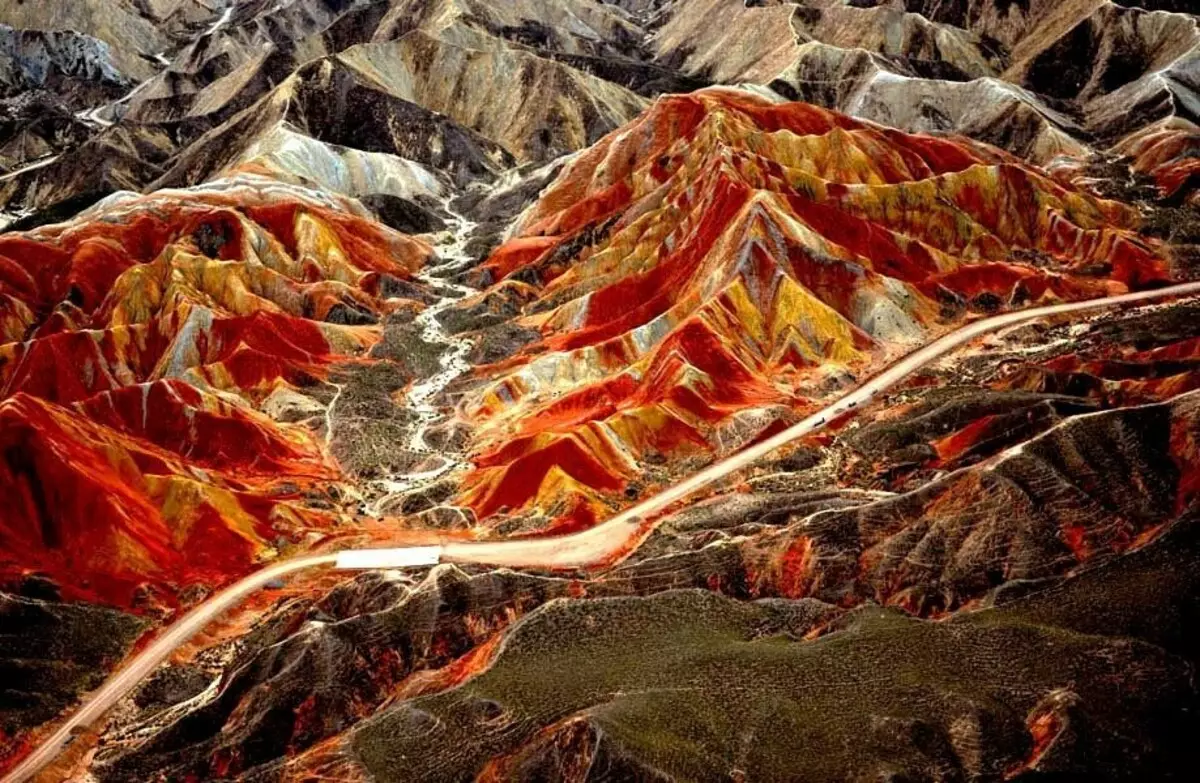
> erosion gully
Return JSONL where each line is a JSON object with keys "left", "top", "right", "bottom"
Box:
{"left": 367, "top": 196, "right": 480, "bottom": 514}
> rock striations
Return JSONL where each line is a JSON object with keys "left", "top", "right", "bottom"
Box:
{"left": 2, "top": 2, "right": 1200, "bottom": 782}
{"left": 454, "top": 88, "right": 1169, "bottom": 531}
{"left": 0, "top": 178, "right": 430, "bottom": 607}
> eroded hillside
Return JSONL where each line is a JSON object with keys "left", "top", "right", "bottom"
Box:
{"left": 3, "top": 2, "right": 1200, "bottom": 782}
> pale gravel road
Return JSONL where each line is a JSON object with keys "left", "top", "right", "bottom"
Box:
{"left": 9, "top": 279, "right": 1200, "bottom": 783}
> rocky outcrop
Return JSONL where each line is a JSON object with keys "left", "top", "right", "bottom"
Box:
{"left": 768, "top": 42, "right": 1089, "bottom": 164}
{"left": 0, "top": 25, "right": 132, "bottom": 108}
{"left": 655, "top": 0, "right": 1200, "bottom": 161}
{"left": 453, "top": 87, "right": 1167, "bottom": 530}
{"left": 0, "top": 0, "right": 168, "bottom": 81}
{"left": 0, "top": 0, "right": 655, "bottom": 219}
{"left": 0, "top": 592, "right": 145, "bottom": 746}
{"left": 0, "top": 179, "right": 432, "bottom": 606}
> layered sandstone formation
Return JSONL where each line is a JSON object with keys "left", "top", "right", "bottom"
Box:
{"left": 3, "top": 2, "right": 1200, "bottom": 782}
{"left": 658, "top": 0, "right": 1200, "bottom": 161}
{"left": 452, "top": 88, "right": 1168, "bottom": 532}
{"left": 0, "top": 178, "right": 431, "bottom": 606}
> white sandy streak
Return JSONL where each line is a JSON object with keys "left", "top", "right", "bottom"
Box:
{"left": 369, "top": 198, "right": 479, "bottom": 511}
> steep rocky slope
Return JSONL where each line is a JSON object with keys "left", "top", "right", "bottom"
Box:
{"left": 0, "top": 177, "right": 432, "bottom": 607}
{"left": 658, "top": 0, "right": 1200, "bottom": 159}
{"left": 85, "top": 254, "right": 1200, "bottom": 783}
{"left": 0, "top": 0, "right": 660, "bottom": 226}
{"left": 0, "top": 1, "right": 170, "bottom": 82}
{"left": 5, "top": 0, "right": 1196, "bottom": 225}
{"left": 450, "top": 87, "right": 1168, "bottom": 532}
{"left": 2, "top": 1, "right": 1200, "bottom": 782}
{"left": 0, "top": 25, "right": 132, "bottom": 108}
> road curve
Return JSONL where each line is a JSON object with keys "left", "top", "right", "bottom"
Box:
{"left": 2, "top": 553, "right": 337, "bottom": 783}
{"left": 8, "top": 280, "right": 1200, "bottom": 783}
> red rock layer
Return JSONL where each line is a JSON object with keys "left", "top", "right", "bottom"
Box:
{"left": 458, "top": 88, "right": 1170, "bottom": 527}
{"left": 875, "top": 322, "right": 1200, "bottom": 473}
{"left": 1119, "top": 122, "right": 1200, "bottom": 207}
{"left": 1005, "top": 335, "right": 1200, "bottom": 409}
{"left": 750, "top": 389, "right": 1200, "bottom": 616}
{"left": 0, "top": 181, "right": 432, "bottom": 606}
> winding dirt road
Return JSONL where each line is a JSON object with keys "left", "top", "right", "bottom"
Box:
{"left": 8, "top": 280, "right": 1200, "bottom": 783}
{"left": 3, "top": 553, "right": 338, "bottom": 783}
